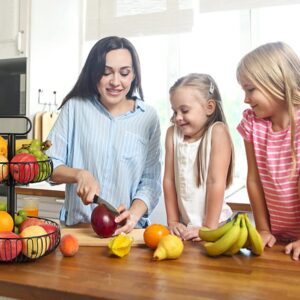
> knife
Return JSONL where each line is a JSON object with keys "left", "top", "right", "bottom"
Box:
{"left": 93, "top": 195, "right": 120, "bottom": 215}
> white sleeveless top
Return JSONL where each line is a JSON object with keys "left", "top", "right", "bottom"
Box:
{"left": 173, "top": 123, "right": 232, "bottom": 227}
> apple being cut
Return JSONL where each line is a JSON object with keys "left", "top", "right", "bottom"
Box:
{"left": 0, "top": 232, "right": 22, "bottom": 261}
{"left": 91, "top": 203, "right": 118, "bottom": 238}
{"left": 10, "top": 153, "right": 39, "bottom": 184}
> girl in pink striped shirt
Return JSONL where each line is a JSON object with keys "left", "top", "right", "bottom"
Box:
{"left": 237, "top": 42, "right": 300, "bottom": 260}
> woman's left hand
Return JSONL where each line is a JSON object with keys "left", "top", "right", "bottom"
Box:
{"left": 285, "top": 239, "right": 300, "bottom": 261}
{"left": 113, "top": 204, "right": 139, "bottom": 235}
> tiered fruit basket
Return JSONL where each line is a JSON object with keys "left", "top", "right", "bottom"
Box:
{"left": 0, "top": 116, "right": 60, "bottom": 263}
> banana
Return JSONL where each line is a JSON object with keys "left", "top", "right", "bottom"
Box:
{"left": 244, "top": 214, "right": 264, "bottom": 255}
{"left": 225, "top": 214, "right": 248, "bottom": 255}
{"left": 204, "top": 214, "right": 242, "bottom": 256}
{"left": 199, "top": 217, "right": 236, "bottom": 242}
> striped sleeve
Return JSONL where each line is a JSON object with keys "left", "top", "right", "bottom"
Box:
{"left": 237, "top": 109, "right": 254, "bottom": 142}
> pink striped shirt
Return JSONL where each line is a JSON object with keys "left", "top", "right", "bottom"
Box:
{"left": 237, "top": 109, "right": 300, "bottom": 240}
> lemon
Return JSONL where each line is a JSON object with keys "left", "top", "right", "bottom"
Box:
{"left": 108, "top": 233, "right": 134, "bottom": 258}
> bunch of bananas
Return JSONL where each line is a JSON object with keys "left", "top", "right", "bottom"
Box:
{"left": 199, "top": 213, "right": 264, "bottom": 257}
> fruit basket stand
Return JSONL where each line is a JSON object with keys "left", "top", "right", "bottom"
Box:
{"left": 0, "top": 116, "right": 60, "bottom": 263}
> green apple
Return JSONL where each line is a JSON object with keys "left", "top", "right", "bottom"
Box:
{"left": 0, "top": 201, "right": 7, "bottom": 211}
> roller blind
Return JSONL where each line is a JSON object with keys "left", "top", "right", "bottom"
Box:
{"left": 199, "top": 0, "right": 300, "bottom": 12}
{"left": 85, "top": 0, "right": 194, "bottom": 41}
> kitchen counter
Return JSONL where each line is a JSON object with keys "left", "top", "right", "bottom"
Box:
{"left": 0, "top": 230, "right": 299, "bottom": 300}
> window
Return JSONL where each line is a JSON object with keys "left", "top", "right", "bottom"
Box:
{"left": 83, "top": 1, "right": 300, "bottom": 184}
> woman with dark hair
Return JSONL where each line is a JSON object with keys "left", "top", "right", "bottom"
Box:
{"left": 47, "top": 36, "right": 162, "bottom": 233}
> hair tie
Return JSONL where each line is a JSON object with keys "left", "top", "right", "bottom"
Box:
{"left": 209, "top": 81, "right": 214, "bottom": 94}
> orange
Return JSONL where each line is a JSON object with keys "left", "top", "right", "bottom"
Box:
{"left": 143, "top": 224, "right": 170, "bottom": 249}
{"left": 0, "top": 211, "right": 14, "bottom": 233}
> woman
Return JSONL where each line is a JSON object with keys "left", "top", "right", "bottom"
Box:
{"left": 47, "top": 36, "right": 162, "bottom": 234}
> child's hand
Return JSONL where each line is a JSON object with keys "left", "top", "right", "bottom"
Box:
{"left": 259, "top": 230, "right": 276, "bottom": 248}
{"left": 168, "top": 222, "right": 187, "bottom": 238}
{"left": 285, "top": 240, "right": 300, "bottom": 261}
{"left": 181, "top": 226, "right": 201, "bottom": 241}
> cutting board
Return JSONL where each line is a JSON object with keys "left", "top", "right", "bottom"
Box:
{"left": 41, "top": 112, "right": 59, "bottom": 141}
{"left": 33, "top": 111, "right": 44, "bottom": 140}
{"left": 60, "top": 227, "right": 145, "bottom": 247}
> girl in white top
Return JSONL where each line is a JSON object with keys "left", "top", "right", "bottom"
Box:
{"left": 163, "top": 73, "right": 234, "bottom": 241}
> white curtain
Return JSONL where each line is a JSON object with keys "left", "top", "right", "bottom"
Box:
{"left": 85, "top": 0, "right": 194, "bottom": 41}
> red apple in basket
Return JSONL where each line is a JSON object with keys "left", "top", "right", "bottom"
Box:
{"left": 91, "top": 203, "right": 118, "bottom": 238}
{"left": 40, "top": 224, "right": 58, "bottom": 249}
{"left": 19, "top": 217, "right": 45, "bottom": 233}
{"left": 0, "top": 232, "right": 22, "bottom": 261}
{"left": 10, "top": 153, "right": 39, "bottom": 183}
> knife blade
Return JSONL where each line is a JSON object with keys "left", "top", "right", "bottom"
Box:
{"left": 93, "top": 195, "right": 120, "bottom": 215}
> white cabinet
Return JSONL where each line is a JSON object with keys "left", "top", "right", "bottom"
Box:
{"left": 0, "top": 0, "right": 30, "bottom": 59}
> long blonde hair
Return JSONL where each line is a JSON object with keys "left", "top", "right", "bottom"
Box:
{"left": 169, "top": 73, "right": 234, "bottom": 187}
{"left": 237, "top": 42, "right": 300, "bottom": 174}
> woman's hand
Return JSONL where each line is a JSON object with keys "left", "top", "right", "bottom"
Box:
{"left": 259, "top": 230, "right": 276, "bottom": 248}
{"left": 75, "top": 170, "right": 100, "bottom": 204}
{"left": 114, "top": 204, "right": 139, "bottom": 235}
{"left": 181, "top": 226, "right": 201, "bottom": 241}
{"left": 168, "top": 221, "right": 187, "bottom": 238}
{"left": 285, "top": 239, "right": 300, "bottom": 261}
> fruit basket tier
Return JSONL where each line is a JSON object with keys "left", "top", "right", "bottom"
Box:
{"left": 10, "top": 159, "right": 53, "bottom": 184}
{"left": 0, "top": 217, "right": 60, "bottom": 263}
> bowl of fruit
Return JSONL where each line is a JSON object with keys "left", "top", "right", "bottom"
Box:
{"left": 0, "top": 210, "right": 60, "bottom": 263}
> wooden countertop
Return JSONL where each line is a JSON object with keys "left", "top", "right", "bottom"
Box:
{"left": 0, "top": 234, "right": 299, "bottom": 300}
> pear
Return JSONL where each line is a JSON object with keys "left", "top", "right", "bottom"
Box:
{"left": 153, "top": 235, "right": 184, "bottom": 261}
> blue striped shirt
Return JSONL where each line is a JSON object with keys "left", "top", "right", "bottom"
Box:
{"left": 46, "top": 96, "right": 162, "bottom": 226}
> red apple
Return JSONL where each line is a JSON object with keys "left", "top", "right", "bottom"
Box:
{"left": 0, "top": 232, "right": 22, "bottom": 261}
{"left": 9, "top": 153, "right": 39, "bottom": 184}
{"left": 19, "top": 217, "right": 45, "bottom": 233}
{"left": 91, "top": 203, "right": 118, "bottom": 238}
{"left": 39, "top": 224, "right": 58, "bottom": 249}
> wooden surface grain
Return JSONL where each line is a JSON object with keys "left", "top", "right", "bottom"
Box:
{"left": 0, "top": 238, "right": 299, "bottom": 300}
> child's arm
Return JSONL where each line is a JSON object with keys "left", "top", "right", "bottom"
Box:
{"left": 163, "top": 126, "right": 186, "bottom": 236}
{"left": 244, "top": 140, "right": 276, "bottom": 247}
{"left": 203, "top": 123, "right": 232, "bottom": 229}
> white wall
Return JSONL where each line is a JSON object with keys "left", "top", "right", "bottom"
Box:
{"left": 28, "top": 0, "right": 82, "bottom": 120}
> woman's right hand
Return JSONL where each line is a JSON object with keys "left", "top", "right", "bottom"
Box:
{"left": 259, "top": 230, "right": 276, "bottom": 248}
{"left": 75, "top": 170, "right": 100, "bottom": 204}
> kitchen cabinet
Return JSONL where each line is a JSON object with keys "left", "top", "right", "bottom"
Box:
{"left": 0, "top": 0, "right": 30, "bottom": 59}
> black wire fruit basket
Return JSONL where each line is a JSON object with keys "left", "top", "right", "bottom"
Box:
{"left": 0, "top": 116, "right": 60, "bottom": 263}
{"left": 0, "top": 159, "right": 53, "bottom": 185}
{"left": 0, "top": 217, "right": 60, "bottom": 263}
